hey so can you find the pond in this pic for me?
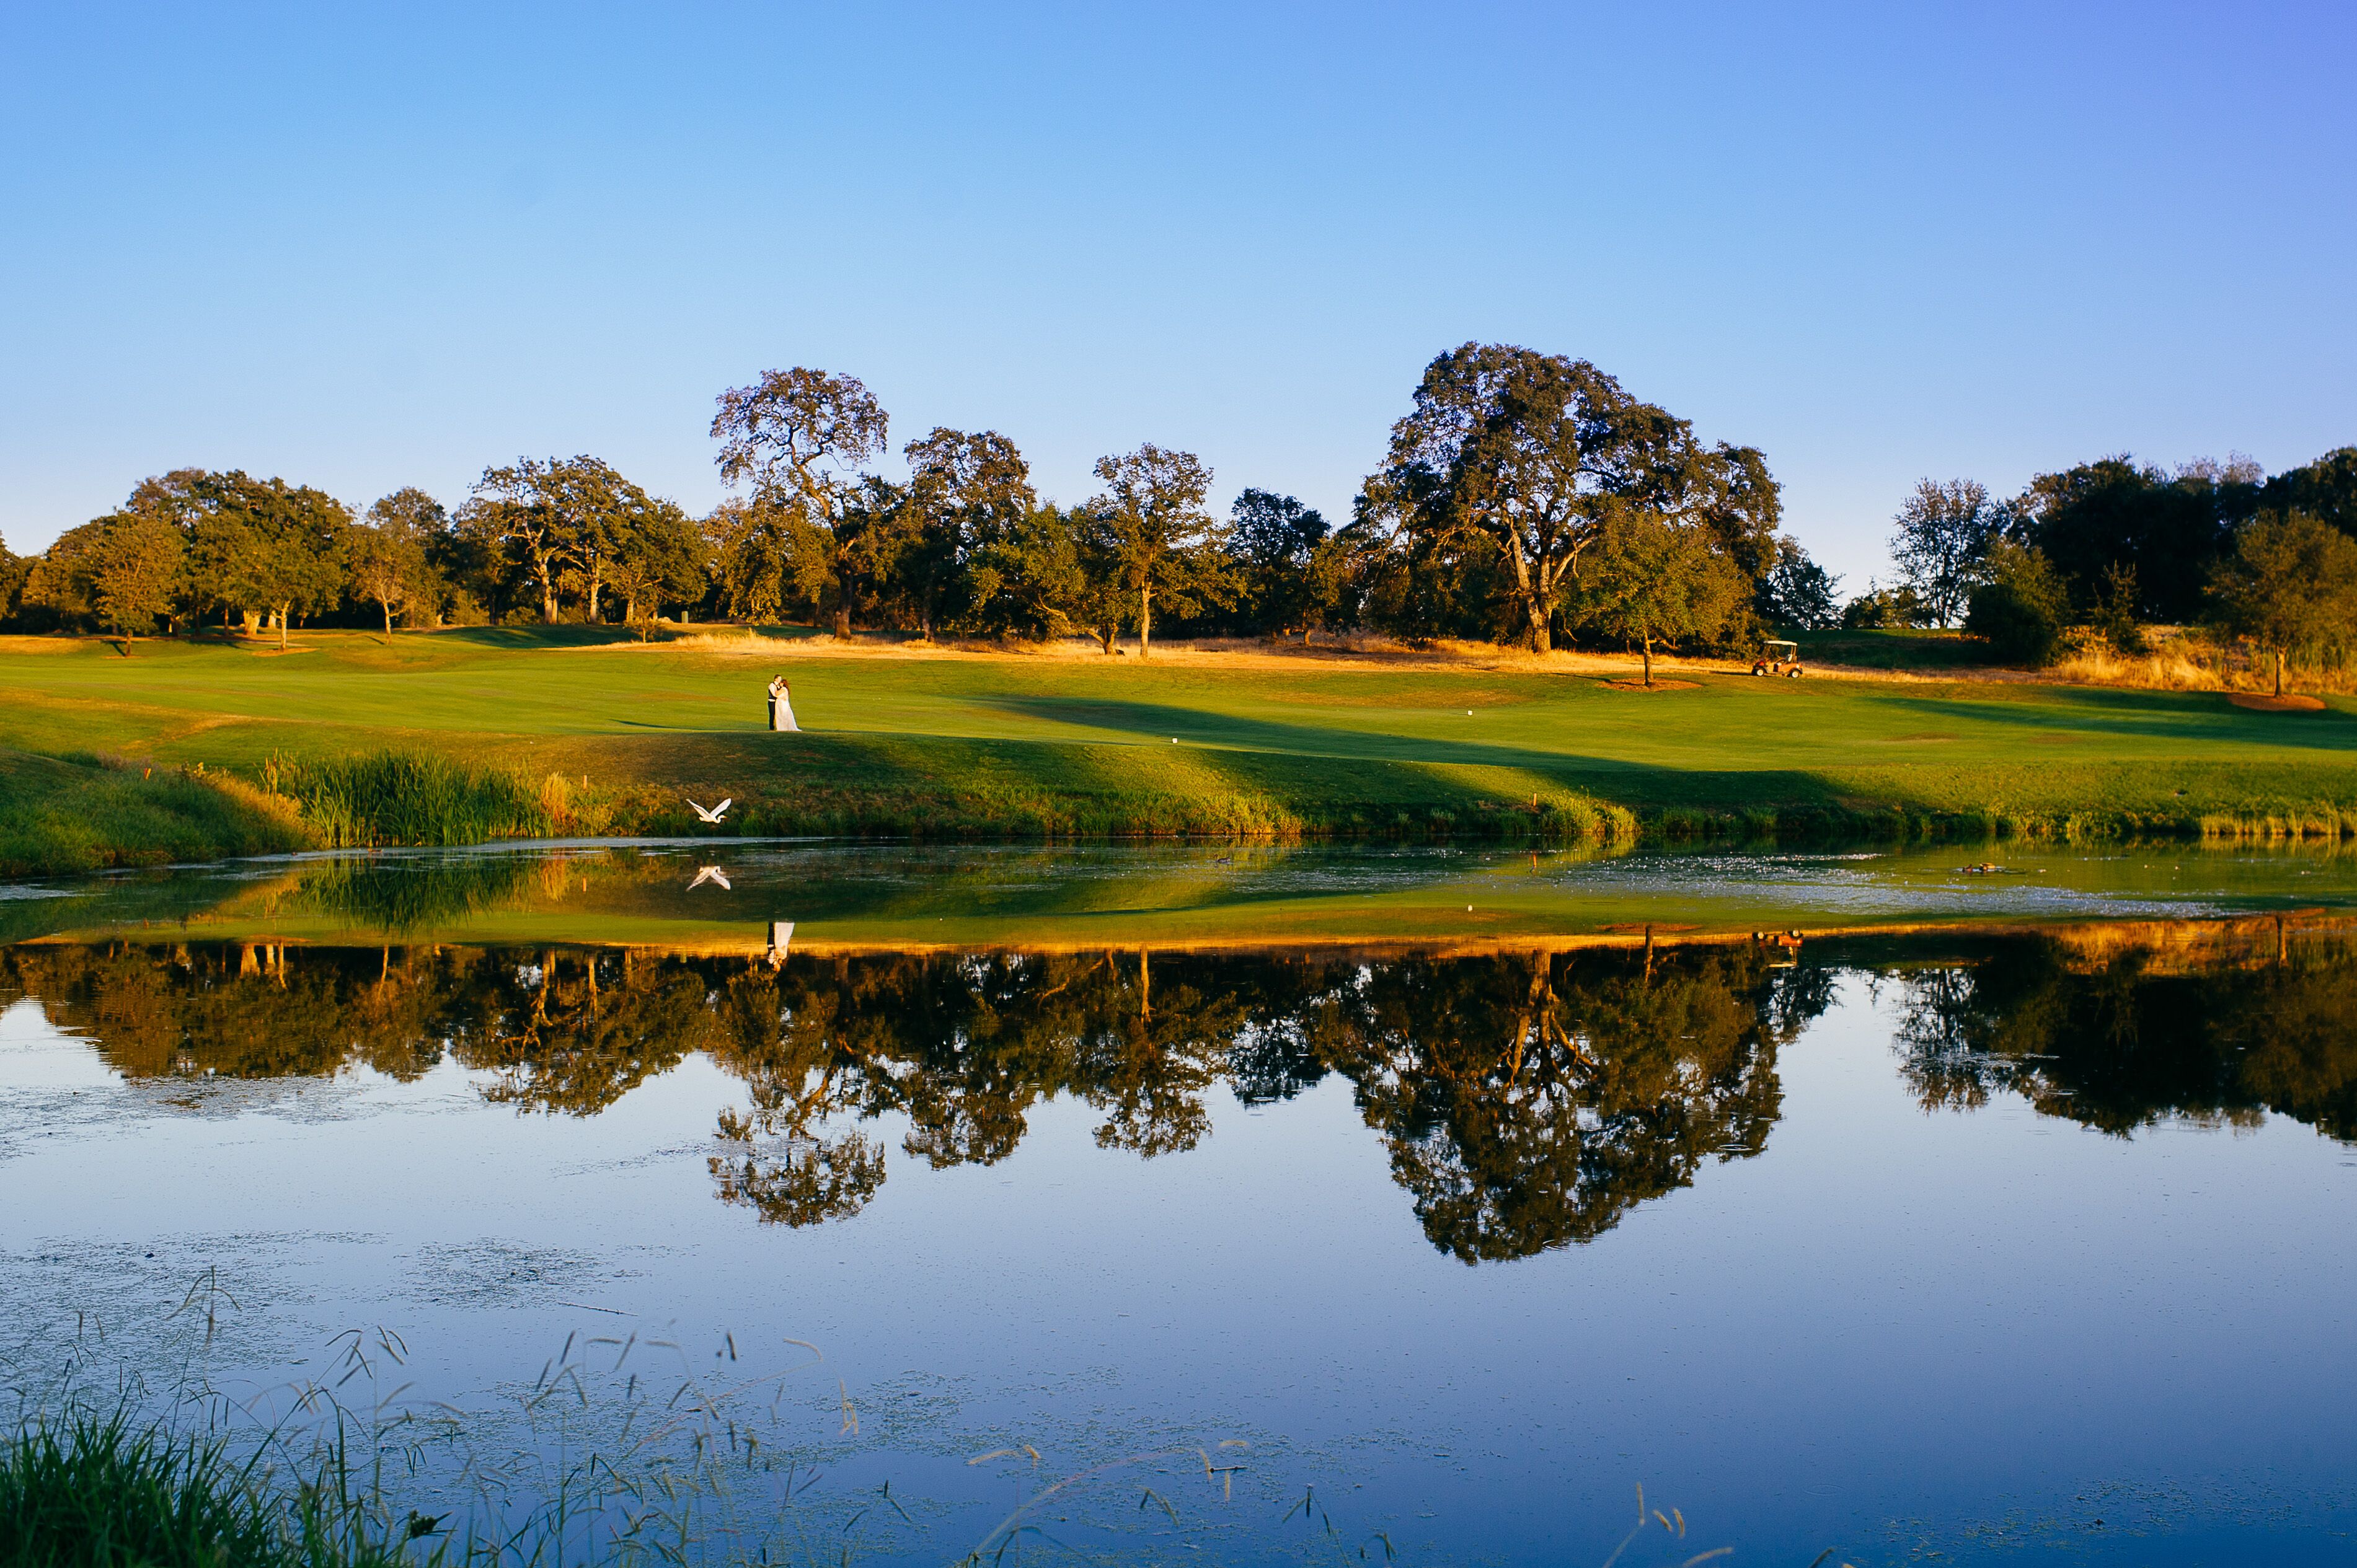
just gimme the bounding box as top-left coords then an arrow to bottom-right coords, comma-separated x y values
4,842 -> 2356,1565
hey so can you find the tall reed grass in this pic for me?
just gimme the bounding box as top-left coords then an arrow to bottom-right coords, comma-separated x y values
268,753 -> 554,849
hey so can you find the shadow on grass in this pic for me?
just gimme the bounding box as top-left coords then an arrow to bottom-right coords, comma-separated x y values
971,693 -> 1674,770
567,726 -> 1888,831
1875,686 -> 2357,754
431,625 -> 647,650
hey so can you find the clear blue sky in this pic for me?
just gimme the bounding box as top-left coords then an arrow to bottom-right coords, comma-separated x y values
4,2 -> 2351,587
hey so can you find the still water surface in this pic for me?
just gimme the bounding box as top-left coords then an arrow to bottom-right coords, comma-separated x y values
3,843 -> 2355,1564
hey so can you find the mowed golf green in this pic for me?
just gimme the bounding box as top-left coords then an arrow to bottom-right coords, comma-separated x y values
5,627 -> 2357,859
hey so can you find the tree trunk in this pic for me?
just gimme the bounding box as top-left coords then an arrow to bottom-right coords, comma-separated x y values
1641,636 -> 1653,687
276,605 -> 290,651
542,581 -> 558,623
1097,622 -> 1117,654
1526,590 -> 1552,653
381,600 -> 392,634
1138,584 -> 1152,658
2276,648 -> 2284,698
832,603 -> 851,638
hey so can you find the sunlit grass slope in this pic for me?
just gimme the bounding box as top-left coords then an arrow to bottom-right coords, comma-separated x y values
0,746 -> 307,874
4,627 -> 2356,867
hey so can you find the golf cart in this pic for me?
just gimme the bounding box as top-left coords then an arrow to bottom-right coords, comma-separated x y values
1751,640 -> 1805,677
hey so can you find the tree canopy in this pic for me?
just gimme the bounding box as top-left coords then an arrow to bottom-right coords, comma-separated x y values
88,511 -> 184,646
2206,510 -> 2357,696
1226,489 -> 1333,638
2010,454 -> 2260,622
900,428 -> 1037,638
1963,539 -> 2071,667
22,348 -> 2342,676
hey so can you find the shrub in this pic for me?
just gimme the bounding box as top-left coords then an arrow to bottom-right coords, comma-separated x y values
1841,584 -> 1926,630
1965,540 -> 2070,666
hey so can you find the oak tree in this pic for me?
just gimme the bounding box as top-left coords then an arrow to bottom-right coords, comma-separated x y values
902,428 -> 1036,638
351,490 -> 443,631
711,368 -> 890,636
1083,443 -> 1229,657
89,511 -> 186,648
2207,510 -> 2357,697
1226,489 -> 1330,638
1363,344 -> 1713,651
960,502 -> 1090,642
1889,478 -> 2001,627
1573,511 -> 1747,686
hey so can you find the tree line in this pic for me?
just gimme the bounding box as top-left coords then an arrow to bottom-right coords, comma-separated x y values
0,343 -> 1834,668
1868,447 -> 2357,685
11,347 -> 2345,679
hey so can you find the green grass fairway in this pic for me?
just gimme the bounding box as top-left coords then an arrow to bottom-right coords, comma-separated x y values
4,627 -> 2356,867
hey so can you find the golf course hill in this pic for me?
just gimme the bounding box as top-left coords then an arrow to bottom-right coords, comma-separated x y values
3,623 -> 2355,876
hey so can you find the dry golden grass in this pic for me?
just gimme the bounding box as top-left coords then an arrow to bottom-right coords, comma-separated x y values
2050,646 -> 2225,690
2049,630 -> 2357,697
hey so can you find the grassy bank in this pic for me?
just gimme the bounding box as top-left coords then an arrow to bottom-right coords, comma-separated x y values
2,628 -> 2356,872
0,749 -> 308,876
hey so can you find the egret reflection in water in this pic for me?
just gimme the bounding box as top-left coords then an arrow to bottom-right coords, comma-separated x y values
9,919 -> 2357,1262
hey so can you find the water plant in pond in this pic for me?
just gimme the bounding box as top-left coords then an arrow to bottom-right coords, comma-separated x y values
10,1298 -> 1696,1568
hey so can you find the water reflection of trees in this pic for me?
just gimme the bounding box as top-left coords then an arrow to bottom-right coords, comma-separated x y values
25,926 -> 2353,1255
1314,948 -> 1810,1261
0,940 -> 1833,1259
1889,920 -> 2357,1139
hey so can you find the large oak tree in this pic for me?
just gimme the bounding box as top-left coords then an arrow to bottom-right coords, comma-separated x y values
463,456 -> 671,625
710,368 -> 890,636
1363,343 -> 1758,652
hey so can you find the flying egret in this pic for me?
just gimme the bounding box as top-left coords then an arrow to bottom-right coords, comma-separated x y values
688,866 -> 732,891
689,798 -> 733,823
